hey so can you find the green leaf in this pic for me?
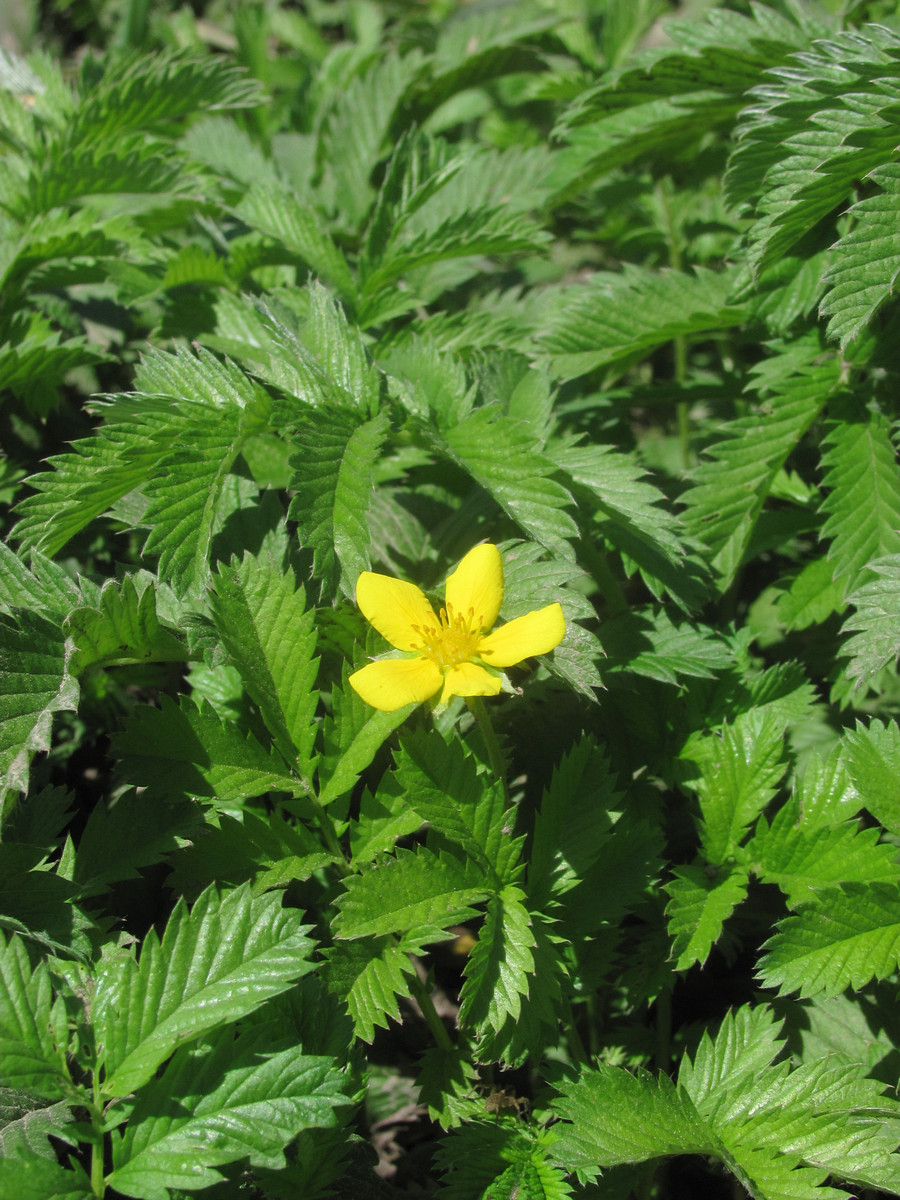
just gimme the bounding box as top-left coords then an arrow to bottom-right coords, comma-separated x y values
325,936 -> 415,1044
600,608 -> 733,686
683,709 -> 788,865
841,555 -> 900,687
0,932 -> 68,1099
288,407 -> 389,600
498,540 -> 602,697
665,862 -> 749,972
0,1155 -> 92,1200
210,551 -> 318,779
438,1121 -> 573,1200
234,182 -> 355,297
728,25 -> 900,271
776,555 -> 846,632
539,266 -> 743,381
395,729 -> 520,884
760,882 -> 900,999
348,780 -> 424,865
94,883 -> 317,1097
683,346 -> 837,588
333,846 -> 490,940
165,811 -> 330,899
821,162 -> 900,346
108,1025 -> 344,1200
64,574 -> 188,675
0,543 -> 79,621
319,660 -> 413,806
0,611 -> 78,797
112,695 -> 298,804
320,51 -> 426,231
12,411 -> 175,557
748,804 -> 900,905
820,405 -> 900,595
529,736 -> 622,905
841,719 -> 900,835
550,1065 -> 713,1176
441,408 -> 577,561
458,884 -> 534,1035
71,790 -> 198,898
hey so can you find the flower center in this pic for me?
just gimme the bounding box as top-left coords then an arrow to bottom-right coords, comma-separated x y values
412,603 -> 482,671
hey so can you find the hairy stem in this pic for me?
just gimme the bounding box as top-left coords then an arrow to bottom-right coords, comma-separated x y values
466,696 -> 509,801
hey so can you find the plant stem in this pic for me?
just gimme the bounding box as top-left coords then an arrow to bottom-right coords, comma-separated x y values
409,971 -> 454,1051
466,696 -> 509,801
90,1072 -> 105,1198
655,983 -> 672,1075
656,176 -> 692,470
309,796 -> 350,875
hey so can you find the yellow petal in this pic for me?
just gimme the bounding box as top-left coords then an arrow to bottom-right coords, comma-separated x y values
444,543 -> 503,632
478,603 -> 566,668
439,661 -> 502,705
356,572 -> 438,652
349,656 -> 443,712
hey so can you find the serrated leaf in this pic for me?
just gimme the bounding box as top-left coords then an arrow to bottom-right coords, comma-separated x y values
841,719 -> 900,835
234,182 -> 354,297
94,883 -> 317,1097
748,805 -> 900,904
0,1155 -> 92,1200
0,543 -> 79,620
665,862 -> 749,972
64,574 -> 188,674
684,347 -> 837,588
549,1065 -> 713,1175
325,937 -> 415,1043
210,551 -> 318,779
71,790 -> 197,898
822,162 -> 900,346
684,709 -> 788,865
438,1121 -> 573,1200
459,885 -> 534,1035
820,406 -> 900,595
441,408 -> 577,561
289,406 -> 388,601
113,695 -> 298,803
539,266 -> 743,381
759,882 -> 900,999
348,779 -> 424,865
600,608 -> 733,686
319,660 -> 412,806
395,729 -> 519,884
0,932 -> 68,1098
0,611 -> 78,797
333,846 -> 490,940
841,554 -> 900,687
529,736 -> 621,905
12,411 -> 176,557
776,555 -> 845,632
108,1024 -> 344,1200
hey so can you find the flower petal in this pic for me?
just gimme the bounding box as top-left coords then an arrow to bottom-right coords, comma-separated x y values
478,603 -> 566,668
356,572 -> 438,651
444,543 -> 503,632
439,661 -> 502,705
349,656 -> 443,712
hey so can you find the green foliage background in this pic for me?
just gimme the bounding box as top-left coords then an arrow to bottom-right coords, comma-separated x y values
2,0 -> 900,1197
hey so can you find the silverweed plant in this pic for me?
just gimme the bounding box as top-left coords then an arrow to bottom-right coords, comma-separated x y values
2,1 -> 900,1197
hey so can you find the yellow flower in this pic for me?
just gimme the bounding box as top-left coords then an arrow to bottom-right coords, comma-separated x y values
348,543 -> 566,712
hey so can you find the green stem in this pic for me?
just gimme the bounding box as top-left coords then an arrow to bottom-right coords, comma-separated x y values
581,541 -> 629,616
655,983 -> 672,1076
310,796 -> 350,876
466,697 -> 509,801
90,1072 -> 105,1198
656,177 -> 692,470
409,971 -> 454,1051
